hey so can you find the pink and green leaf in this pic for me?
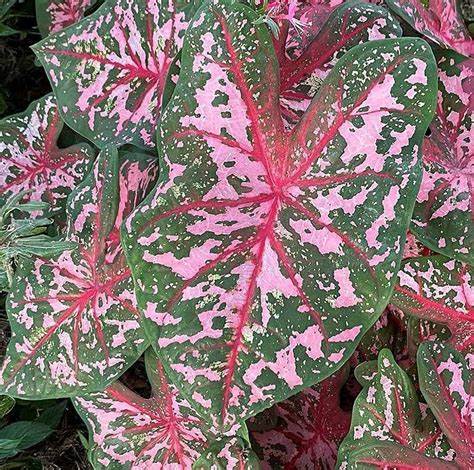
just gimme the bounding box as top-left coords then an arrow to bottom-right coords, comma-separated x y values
385,0 -> 474,57
411,51 -> 473,264
123,0 -> 437,429
278,1 -> 403,127
249,367 -> 351,469
0,94 -> 94,224
418,341 -> 473,468
74,349 -> 212,469
193,439 -> 260,469
33,0 -> 202,149
392,255 -> 473,352
337,349 -> 456,469
35,0 -> 97,36
0,148 -> 159,398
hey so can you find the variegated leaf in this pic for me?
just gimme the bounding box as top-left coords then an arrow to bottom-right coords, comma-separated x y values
249,368 -> 350,469
33,0 -> 202,149
278,1 -> 403,127
194,439 -> 261,470
0,148 -> 158,398
392,255 -> 474,352
385,0 -> 474,57
74,350 -> 211,469
0,94 -> 93,223
411,51 -> 473,264
123,0 -> 437,429
337,349 -> 456,469
36,0 -> 97,35
418,341 -> 473,468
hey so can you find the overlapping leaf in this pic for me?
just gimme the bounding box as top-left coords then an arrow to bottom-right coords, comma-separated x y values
0,148 -> 158,398
74,350 -> 211,469
33,0 -> 202,149
193,439 -> 260,469
123,0 -> 437,429
418,341 -> 473,468
337,348 -> 457,469
385,0 -> 474,57
250,368 -> 350,469
411,51 -> 473,264
277,1 -> 402,127
392,255 -> 473,352
0,94 -> 93,223
36,0 -> 97,35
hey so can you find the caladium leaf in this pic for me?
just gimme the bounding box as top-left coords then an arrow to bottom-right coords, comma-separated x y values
74,349 -> 215,469
411,51 -> 473,264
0,148 -> 158,398
392,255 -> 474,352
249,368 -> 350,469
194,439 -> 260,469
417,341 -> 473,468
35,0 -> 97,35
278,1 -> 403,127
337,349 -> 457,469
385,0 -> 474,57
0,94 -> 94,224
33,0 -> 202,149
123,0 -> 437,429
407,316 -> 451,360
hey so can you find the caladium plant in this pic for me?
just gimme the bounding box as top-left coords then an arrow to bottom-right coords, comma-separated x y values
411,50 -> 473,265
386,0 -> 474,57
35,0 -> 97,35
339,348 -> 447,468
33,0 -> 202,149
0,148 -> 158,398
338,342 -> 472,469
0,94 -> 94,224
276,1 -> 403,126
74,349 -> 253,469
417,341 -> 473,468
392,255 -> 473,352
123,0 -> 437,430
249,367 -> 351,469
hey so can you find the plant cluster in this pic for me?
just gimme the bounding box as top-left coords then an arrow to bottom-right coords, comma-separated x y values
0,0 -> 472,468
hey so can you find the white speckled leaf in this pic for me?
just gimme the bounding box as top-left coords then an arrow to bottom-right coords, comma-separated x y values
123,0 -> 437,430
0,94 -> 94,224
33,0 -> 202,148
337,349 -> 456,469
411,51 -> 474,264
392,255 -> 473,353
74,350 -> 223,469
0,148 -> 158,398
418,341 -> 473,469
278,0 -> 402,127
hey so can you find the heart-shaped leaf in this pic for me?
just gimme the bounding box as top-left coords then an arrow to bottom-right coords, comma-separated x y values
411,51 -> 473,264
0,148 -> 158,398
74,350 -> 219,468
278,1 -> 402,127
337,348 -> 457,469
123,0 -> 437,429
392,255 -> 473,352
385,0 -> 474,57
250,367 -> 350,469
0,94 -> 94,223
35,0 -> 97,35
33,0 -> 202,149
418,341 -> 473,468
